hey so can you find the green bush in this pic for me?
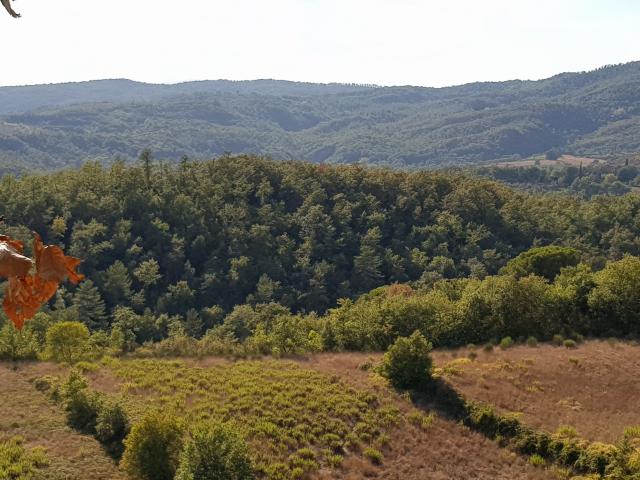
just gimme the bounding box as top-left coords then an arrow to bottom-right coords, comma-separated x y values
563,339 -> 577,349
380,331 -> 432,390
526,336 -> 538,347
499,336 -> 514,349
45,321 -> 91,363
362,447 -> 384,465
529,454 -> 545,467
65,387 -> 103,434
0,436 -> 48,479
96,400 -> 130,446
0,323 -> 39,361
122,411 -> 184,480
174,421 -> 253,480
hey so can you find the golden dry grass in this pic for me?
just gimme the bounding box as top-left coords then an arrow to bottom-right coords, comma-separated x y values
431,340 -> 640,443
1,353 -> 561,480
299,353 -> 553,480
0,362 -> 125,480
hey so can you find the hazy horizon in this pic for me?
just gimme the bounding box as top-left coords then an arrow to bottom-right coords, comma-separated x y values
2,0 -> 640,89
2,59 -> 638,91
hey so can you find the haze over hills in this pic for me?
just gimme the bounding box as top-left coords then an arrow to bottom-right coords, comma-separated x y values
1,61 -> 640,173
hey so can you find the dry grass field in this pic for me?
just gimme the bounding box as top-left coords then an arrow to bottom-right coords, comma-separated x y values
7,341 -> 635,479
431,340 -> 640,444
299,353 -> 553,480
0,355 -> 553,480
0,362 -> 125,480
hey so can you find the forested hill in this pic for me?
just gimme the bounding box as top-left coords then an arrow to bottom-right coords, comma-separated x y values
2,155 -> 640,326
1,62 -> 640,172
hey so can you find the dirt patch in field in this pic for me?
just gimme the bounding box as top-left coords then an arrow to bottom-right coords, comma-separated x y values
0,362 -> 125,480
431,340 -> 640,443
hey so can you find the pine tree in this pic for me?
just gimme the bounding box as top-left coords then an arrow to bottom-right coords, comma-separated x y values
74,280 -> 109,330
351,227 -> 383,293
102,261 -> 133,308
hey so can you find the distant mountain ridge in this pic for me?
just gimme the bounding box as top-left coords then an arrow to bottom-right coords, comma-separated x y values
1,62 -> 639,173
0,79 -> 377,115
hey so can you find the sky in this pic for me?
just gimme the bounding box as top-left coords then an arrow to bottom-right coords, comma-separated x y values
1,0 -> 639,88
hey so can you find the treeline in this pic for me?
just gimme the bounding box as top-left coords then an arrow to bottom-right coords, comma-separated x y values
3,247 -> 640,361
3,155 -> 640,336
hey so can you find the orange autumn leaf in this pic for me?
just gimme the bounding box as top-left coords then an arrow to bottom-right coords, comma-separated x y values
33,233 -> 84,284
0,236 -> 33,279
3,276 -> 58,330
0,232 -> 83,330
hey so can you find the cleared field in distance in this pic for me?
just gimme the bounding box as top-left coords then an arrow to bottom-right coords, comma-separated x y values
489,154 -> 603,168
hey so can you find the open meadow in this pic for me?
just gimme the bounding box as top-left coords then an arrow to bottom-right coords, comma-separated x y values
431,340 -> 640,444
1,354 -> 555,480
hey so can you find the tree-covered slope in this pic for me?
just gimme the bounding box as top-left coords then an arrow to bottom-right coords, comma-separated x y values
2,155 -> 640,323
2,62 -> 640,172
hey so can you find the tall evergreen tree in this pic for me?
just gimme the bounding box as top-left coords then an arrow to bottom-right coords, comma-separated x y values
102,261 -> 133,308
351,227 -> 383,293
74,280 -> 109,330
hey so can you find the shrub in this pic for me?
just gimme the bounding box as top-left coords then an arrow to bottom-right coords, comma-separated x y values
45,321 -> 90,363
0,436 -> 48,479
96,400 -> 130,447
563,339 -> 577,349
575,442 -> 616,475
174,421 -> 253,480
529,454 -> 545,467
380,331 -> 433,390
500,336 -> 514,349
526,336 -> 538,347
0,323 -> 40,361
363,447 -> 384,465
407,411 -> 435,430
122,411 -> 184,480
552,334 -> 565,346
65,388 -> 104,433
62,370 -> 103,433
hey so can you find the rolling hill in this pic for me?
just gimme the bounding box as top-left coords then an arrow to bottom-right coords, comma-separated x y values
1,62 -> 640,172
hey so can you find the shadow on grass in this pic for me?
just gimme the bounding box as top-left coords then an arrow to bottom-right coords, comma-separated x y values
409,377 -> 468,422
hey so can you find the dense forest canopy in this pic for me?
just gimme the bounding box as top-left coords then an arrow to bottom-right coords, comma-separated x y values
1,62 -> 640,172
2,155 -> 640,334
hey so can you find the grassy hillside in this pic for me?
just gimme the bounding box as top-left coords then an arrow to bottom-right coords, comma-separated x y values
3,357 -> 553,480
0,362 -> 125,479
5,343 -> 638,479
2,62 -> 640,171
432,340 -> 640,444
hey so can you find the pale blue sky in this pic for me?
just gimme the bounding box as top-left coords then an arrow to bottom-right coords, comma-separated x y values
1,0 -> 639,87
